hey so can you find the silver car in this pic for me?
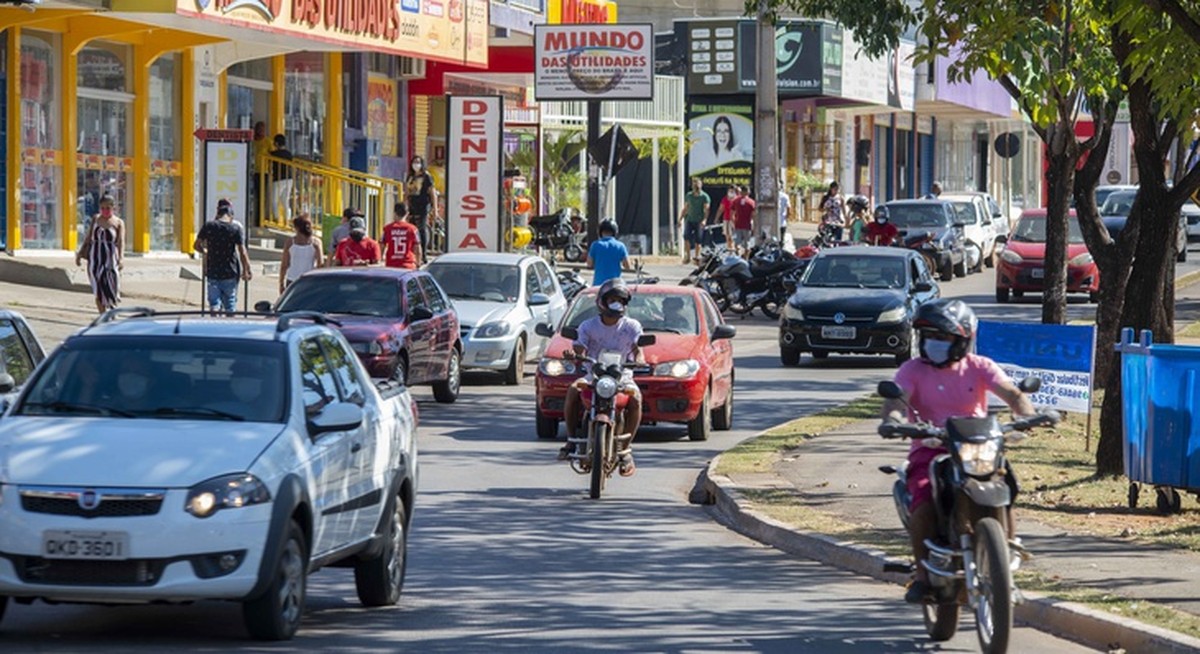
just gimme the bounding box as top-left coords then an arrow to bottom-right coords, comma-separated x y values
427,252 -> 569,385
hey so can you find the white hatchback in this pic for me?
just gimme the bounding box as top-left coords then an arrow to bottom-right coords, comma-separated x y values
0,309 -> 419,640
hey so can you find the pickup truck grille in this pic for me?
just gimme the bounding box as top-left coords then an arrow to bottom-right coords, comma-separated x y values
13,556 -> 165,586
20,488 -> 166,518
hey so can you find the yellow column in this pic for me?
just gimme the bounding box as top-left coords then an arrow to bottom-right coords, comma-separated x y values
132,46 -> 151,253
62,35 -> 81,253
181,48 -> 196,254
324,52 -> 343,216
6,27 -> 20,251
270,55 -> 284,138
217,69 -> 227,128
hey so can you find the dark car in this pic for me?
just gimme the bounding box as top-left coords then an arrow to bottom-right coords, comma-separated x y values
882,199 -> 968,281
1100,189 -> 1187,262
265,268 -> 463,403
0,310 -> 47,414
779,246 -> 940,367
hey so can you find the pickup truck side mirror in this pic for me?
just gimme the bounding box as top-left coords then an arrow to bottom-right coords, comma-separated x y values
308,402 -> 364,437
711,324 -> 737,340
528,293 -> 551,307
254,300 -> 273,314
0,373 -> 14,394
409,306 -> 434,322
535,322 -> 556,338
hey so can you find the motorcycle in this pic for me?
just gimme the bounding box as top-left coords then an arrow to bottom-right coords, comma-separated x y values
553,266 -> 587,303
529,209 -> 587,263
876,378 -> 1059,654
708,243 -> 808,319
559,326 -> 655,499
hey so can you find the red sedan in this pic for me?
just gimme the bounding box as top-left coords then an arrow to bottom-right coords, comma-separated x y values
996,209 -> 1100,303
534,285 -> 736,442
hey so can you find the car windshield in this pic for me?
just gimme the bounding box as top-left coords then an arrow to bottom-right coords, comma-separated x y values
802,255 -> 908,289
563,293 -> 700,335
16,337 -> 288,423
948,202 -> 977,225
428,263 -> 520,303
277,276 -> 401,317
1010,215 -> 1086,244
1100,191 -> 1136,217
1095,187 -> 1131,208
885,205 -> 952,228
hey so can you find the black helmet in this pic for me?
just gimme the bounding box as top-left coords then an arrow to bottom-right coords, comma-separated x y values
912,299 -> 977,366
599,219 -> 618,237
874,205 -> 889,221
847,194 -> 870,213
596,278 -> 631,317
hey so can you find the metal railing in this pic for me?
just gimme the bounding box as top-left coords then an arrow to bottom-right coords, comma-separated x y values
257,154 -> 406,240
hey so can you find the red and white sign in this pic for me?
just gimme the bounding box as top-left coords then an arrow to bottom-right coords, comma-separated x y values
446,96 -> 503,252
534,24 -> 654,101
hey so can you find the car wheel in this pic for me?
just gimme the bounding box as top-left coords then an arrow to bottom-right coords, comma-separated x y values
391,354 -> 408,386
985,247 -> 996,268
940,260 -> 953,282
712,379 -> 733,431
1089,290 -> 1100,303
354,498 -> 408,607
996,288 -> 1010,303
895,331 -> 916,367
780,346 -> 801,367
536,405 -> 559,439
687,387 -> 712,441
505,337 -> 525,386
432,348 -> 461,403
953,257 -> 967,278
1178,244 -> 1188,263
243,520 -> 308,641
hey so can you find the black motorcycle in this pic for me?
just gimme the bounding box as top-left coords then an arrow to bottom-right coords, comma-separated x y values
529,209 -> 586,263
708,244 -> 807,319
877,378 -> 1058,654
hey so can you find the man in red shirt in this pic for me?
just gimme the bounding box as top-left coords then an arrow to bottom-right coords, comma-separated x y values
334,217 -> 381,266
381,202 -> 422,269
730,185 -> 756,254
864,206 -> 900,246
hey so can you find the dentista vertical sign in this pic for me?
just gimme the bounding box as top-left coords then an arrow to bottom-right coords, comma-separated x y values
446,96 -> 503,252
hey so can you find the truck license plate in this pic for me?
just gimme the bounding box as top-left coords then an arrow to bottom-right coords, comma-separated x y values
43,530 -> 129,560
821,326 -> 856,340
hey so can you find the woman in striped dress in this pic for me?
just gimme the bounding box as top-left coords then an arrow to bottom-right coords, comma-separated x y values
75,194 -> 125,313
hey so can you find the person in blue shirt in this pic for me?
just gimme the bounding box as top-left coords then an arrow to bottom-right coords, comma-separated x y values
586,219 -> 634,285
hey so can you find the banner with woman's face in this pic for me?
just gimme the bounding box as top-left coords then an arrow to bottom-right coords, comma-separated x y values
686,99 -> 754,189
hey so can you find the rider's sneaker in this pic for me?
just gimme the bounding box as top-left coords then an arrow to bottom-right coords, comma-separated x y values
904,580 -> 932,604
619,453 -> 636,477
557,444 -> 572,461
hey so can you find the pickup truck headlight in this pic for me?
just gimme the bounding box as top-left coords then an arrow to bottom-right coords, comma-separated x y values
877,306 -> 906,324
1000,249 -> 1023,264
784,303 -> 805,321
1068,252 -> 1094,266
474,321 -> 511,338
653,359 -> 700,379
186,474 -> 271,518
538,358 -> 577,377
350,340 -> 383,356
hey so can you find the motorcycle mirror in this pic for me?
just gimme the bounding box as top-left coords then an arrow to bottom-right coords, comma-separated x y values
535,323 -> 556,338
877,381 -> 905,399
1018,376 -> 1041,394
561,326 -> 579,340
637,334 -> 656,347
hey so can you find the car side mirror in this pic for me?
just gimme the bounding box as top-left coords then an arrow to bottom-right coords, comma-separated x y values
711,324 -> 737,340
561,326 -> 579,340
952,222 -> 967,229
0,373 -> 14,394
535,323 -> 556,338
982,217 -> 992,226
307,401 -> 364,437
877,380 -> 904,399
254,300 -> 273,314
913,281 -> 934,293
528,293 -> 551,306
1018,377 -> 1041,394
637,334 -> 657,347
409,306 -> 434,322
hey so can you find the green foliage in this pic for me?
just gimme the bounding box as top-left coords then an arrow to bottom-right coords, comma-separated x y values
744,0 -> 918,58
542,131 -> 587,213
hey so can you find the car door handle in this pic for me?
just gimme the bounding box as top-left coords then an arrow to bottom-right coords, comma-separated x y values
350,442 -> 362,454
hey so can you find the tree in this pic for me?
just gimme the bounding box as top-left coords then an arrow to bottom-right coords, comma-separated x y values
542,131 -> 588,214
633,132 -> 693,252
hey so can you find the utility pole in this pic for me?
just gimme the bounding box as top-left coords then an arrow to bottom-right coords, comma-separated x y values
586,101 -> 601,242
754,0 -> 779,240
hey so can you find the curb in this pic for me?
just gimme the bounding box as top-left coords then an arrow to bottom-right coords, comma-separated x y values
700,455 -> 1200,654
1175,268 -> 1200,290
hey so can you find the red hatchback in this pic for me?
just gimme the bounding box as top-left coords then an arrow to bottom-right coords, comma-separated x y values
995,209 -> 1100,303
534,285 -> 736,442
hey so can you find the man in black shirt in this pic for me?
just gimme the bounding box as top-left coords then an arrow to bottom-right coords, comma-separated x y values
195,199 -> 253,316
270,134 -> 294,224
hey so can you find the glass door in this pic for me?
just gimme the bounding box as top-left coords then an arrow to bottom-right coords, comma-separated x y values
19,31 -> 62,250
76,42 -> 133,250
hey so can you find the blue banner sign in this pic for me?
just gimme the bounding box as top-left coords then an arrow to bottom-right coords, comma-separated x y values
976,321 -> 1096,412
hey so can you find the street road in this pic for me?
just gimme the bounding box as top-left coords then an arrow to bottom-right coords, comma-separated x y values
5,246 -> 1184,651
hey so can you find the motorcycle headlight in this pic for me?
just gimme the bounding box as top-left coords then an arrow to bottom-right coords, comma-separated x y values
1000,249 -> 1023,264
350,340 -> 383,356
877,306 -> 906,324
784,303 -> 805,321
958,441 -> 1001,476
653,359 -> 701,379
595,376 -> 619,399
1068,252 -> 1094,266
538,358 -> 577,376
185,474 -> 271,518
474,321 -> 512,338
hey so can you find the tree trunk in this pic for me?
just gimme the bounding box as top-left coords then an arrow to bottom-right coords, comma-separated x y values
1042,121 -> 1076,325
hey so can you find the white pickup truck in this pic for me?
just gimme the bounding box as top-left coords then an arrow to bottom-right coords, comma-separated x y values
0,308 -> 419,640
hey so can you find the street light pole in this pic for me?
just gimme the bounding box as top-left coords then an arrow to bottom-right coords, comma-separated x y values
754,0 -> 779,241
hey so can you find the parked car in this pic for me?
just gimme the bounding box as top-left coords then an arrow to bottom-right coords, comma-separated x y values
534,284 -> 736,442
427,252 -> 568,385
1100,189 -> 1188,262
882,200 -> 968,281
995,209 -> 1100,303
1094,184 -> 1137,209
265,268 -> 462,403
942,191 -> 1010,242
941,193 -> 999,272
0,309 -> 47,415
779,246 -> 940,367
1184,201 -> 1200,241
0,308 -> 420,640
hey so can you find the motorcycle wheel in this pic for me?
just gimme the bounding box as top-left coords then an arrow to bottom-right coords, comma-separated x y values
564,244 -> 585,263
702,280 -> 729,313
760,299 -> 781,320
589,422 -> 609,500
923,601 -> 961,642
973,517 -> 1013,654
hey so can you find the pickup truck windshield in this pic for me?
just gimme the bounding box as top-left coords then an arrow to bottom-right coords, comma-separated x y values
17,337 -> 289,423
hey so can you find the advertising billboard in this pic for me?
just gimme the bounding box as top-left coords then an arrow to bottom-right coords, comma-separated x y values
686,98 -> 754,190
445,96 -> 503,252
686,20 -> 740,94
534,24 -> 654,100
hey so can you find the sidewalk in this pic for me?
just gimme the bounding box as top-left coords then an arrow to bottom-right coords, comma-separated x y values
702,419 -> 1200,653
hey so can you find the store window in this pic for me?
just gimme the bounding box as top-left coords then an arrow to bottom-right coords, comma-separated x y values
227,56 -> 274,228
76,41 -> 134,250
19,31 -> 62,250
284,52 -> 326,160
149,53 -> 181,251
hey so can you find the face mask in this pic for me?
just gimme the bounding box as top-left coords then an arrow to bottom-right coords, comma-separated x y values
876,218 -> 887,224
923,339 -> 953,365
118,373 -> 148,399
413,162 -> 423,171
607,301 -> 625,312
231,378 -> 262,403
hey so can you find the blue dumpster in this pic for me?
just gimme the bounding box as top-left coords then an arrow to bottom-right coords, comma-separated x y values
1117,328 -> 1200,512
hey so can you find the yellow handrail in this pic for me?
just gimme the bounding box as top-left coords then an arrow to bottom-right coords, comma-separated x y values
257,153 -> 406,239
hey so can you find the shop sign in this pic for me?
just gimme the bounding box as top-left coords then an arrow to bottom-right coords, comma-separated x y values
173,0 -> 489,65
838,31 -> 916,110
534,24 -> 653,100
547,0 -> 615,23
367,75 -> 398,157
976,321 -> 1096,414
204,141 -> 250,225
445,96 -> 502,252
738,21 -> 825,95
686,97 -> 754,190
686,21 -> 740,94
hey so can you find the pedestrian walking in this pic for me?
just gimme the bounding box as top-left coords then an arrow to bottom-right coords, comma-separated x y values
381,202 -> 422,270
269,134 -> 294,223
679,177 -> 709,264
334,217 -> 381,267
778,180 -> 791,241
820,181 -> 845,241
327,207 -> 361,263
278,213 -> 323,294
730,186 -> 757,254
405,155 -> 438,262
75,194 -> 124,314
195,199 -> 253,316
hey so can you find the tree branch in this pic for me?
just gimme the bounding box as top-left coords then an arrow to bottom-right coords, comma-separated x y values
1000,74 -> 1049,141
1144,0 -> 1200,47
